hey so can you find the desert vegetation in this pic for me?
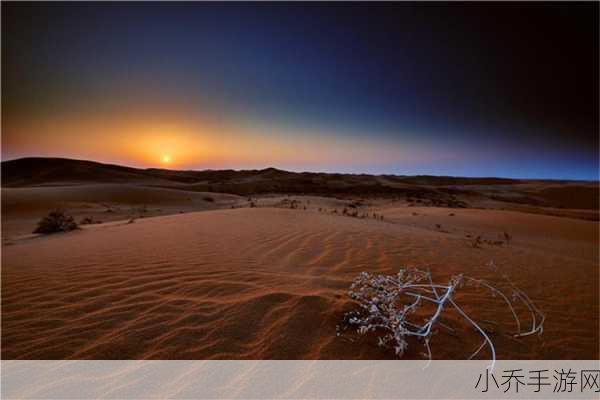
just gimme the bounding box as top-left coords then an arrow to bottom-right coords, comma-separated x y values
79,216 -> 102,225
34,209 -> 78,234
469,233 -> 511,248
337,262 -> 545,366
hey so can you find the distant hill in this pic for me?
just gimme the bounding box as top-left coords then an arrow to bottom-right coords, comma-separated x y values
2,157 -> 597,210
1,157 -> 521,188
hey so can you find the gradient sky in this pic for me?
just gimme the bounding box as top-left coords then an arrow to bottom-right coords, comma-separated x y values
2,2 -> 598,179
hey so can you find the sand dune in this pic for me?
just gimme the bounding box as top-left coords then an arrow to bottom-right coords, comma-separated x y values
2,158 -> 598,360
1,184 -> 243,239
4,158 -> 598,214
2,206 -> 598,359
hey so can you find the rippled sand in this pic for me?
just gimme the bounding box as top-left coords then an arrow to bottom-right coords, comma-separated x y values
2,206 -> 598,359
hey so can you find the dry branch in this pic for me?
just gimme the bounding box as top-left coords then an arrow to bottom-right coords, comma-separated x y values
337,262 -> 545,369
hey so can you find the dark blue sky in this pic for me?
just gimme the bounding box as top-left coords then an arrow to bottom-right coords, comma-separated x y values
3,2 -> 598,179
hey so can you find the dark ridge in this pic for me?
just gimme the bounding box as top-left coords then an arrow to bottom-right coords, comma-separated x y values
0,157 -> 524,187
2,157 -> 596,209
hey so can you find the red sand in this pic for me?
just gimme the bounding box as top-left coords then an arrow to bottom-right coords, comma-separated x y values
2,204 -> 598,359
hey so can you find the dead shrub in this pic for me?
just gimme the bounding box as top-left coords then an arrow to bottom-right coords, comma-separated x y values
34,210 -> 78,234
337,262 -> 545,367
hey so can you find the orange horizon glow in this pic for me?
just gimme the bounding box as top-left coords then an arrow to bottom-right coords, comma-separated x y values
3,3 -> 597,180
2,109 -> 448,172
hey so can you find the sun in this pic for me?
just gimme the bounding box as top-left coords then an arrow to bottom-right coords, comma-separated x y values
161,155 -> 171,164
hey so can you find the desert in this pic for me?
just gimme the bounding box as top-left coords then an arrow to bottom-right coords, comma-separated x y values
2,157 -> 598,360
3,1 -> 599,374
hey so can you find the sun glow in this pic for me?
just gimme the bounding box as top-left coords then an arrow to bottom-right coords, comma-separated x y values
161,155 -> 172,164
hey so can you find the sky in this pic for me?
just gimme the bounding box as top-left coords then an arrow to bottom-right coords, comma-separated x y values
2,2 -> 598,179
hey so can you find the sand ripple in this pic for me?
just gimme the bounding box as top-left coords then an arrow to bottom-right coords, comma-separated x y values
2,208 -> 598,359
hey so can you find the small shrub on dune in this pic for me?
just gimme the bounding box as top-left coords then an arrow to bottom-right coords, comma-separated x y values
80,217 -> 102,225
34,210 -> 78,234
80,217 -> 94,225
203,196 -> 215,202
472,236 -> 483,248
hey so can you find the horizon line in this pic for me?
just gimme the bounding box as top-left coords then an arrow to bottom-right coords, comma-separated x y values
2,155 -> 598,183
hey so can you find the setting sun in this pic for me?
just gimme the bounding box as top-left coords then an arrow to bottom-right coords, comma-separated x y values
161,155 -> 171,164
